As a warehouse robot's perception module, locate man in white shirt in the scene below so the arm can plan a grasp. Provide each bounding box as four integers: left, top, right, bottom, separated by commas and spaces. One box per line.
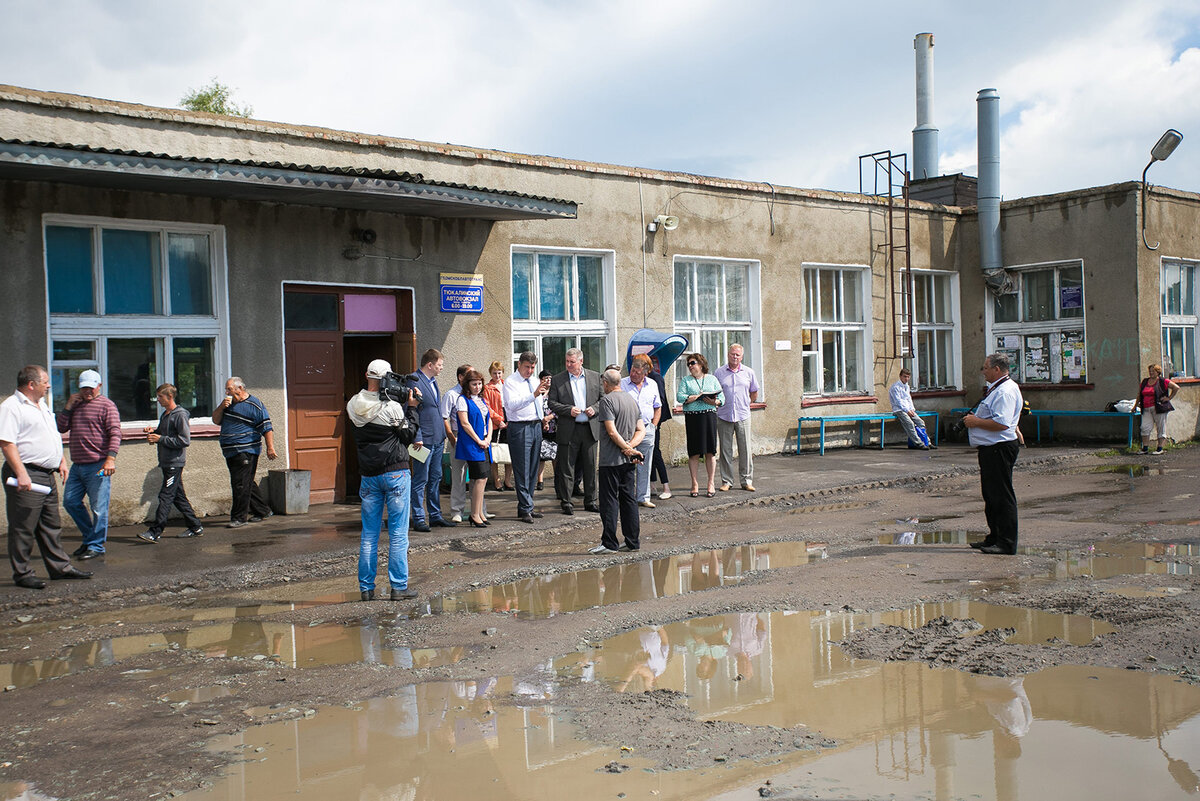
714, 344, 759, 492
963, 353, 1024, 555
502, 351, 550, 523
888, 368, 932, 449
620, 355, 661, 507
0, 365, 93, 588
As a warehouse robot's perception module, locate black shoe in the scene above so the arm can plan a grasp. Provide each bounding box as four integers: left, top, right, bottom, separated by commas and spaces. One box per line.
978, 544, 1015, 555
391, 587, 418, 600
227, 519, 247, 529
968, 540, 992, 550
431, 518, 457, 528
584, 504, 601, 513
77, 548, 103, 560
469, 516, 488, 528
50, 567, 93, 580
15, 575, 46, 590
518, 514, 534, 524
536, 481, 544, 491
572, 487, 584, 498
70, 545, 90, 558
137, 531, 161, 544
411, 522, 432, 533
561, 505, 574, 515
178, 528, 203, 538
620, 544, 640, 552
248, 511, 273, 523
530, 511, 544, 518
361, 590, 375, 601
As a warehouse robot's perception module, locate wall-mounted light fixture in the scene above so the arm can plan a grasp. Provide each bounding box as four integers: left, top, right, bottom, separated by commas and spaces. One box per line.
646, 214, 679, 233
1142, 129, 1183, 250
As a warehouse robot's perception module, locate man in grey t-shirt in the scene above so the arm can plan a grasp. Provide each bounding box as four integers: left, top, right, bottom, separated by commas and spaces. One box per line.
590, 369, 646, 554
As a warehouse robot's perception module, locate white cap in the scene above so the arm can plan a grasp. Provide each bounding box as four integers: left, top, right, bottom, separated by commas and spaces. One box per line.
78, 370, 102, 389
366, 359, 392, 379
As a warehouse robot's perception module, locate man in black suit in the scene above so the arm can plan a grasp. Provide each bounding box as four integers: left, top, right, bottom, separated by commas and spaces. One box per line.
547, 348, 601, 515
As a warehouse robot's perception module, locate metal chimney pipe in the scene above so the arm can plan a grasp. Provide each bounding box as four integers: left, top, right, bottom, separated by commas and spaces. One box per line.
913, 33, 939, 180
977, 88, 1011, 294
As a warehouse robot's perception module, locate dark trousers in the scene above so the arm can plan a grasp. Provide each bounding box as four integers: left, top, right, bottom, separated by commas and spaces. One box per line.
150, 465, 203, 534
226, 452, 271, 523
599, 462, 640, 551
3, 464, 71, 581
508, 421, 542, 517
978, 441, 1020, 552
555, 424, 597, 509
650, 422, 670, 485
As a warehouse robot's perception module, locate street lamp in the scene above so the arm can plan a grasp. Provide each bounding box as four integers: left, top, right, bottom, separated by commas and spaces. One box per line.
1142, 128, 1184, 250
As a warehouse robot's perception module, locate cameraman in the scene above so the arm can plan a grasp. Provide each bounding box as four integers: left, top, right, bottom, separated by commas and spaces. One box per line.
588, 368, 646, 555
346, 359, 421, 601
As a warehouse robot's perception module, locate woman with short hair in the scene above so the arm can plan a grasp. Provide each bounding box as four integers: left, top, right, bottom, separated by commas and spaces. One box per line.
1134, 363, 1180, 455
676, 352, 724, 497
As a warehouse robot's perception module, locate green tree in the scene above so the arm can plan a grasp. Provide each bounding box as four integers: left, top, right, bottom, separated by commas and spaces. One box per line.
179, 79, 253, 118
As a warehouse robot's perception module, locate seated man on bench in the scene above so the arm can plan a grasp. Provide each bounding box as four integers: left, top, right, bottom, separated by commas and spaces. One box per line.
889, 368, 933, 450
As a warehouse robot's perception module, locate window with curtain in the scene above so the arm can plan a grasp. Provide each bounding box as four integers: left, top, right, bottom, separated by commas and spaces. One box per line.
801, 266, 869, 395
1162, 258, 1198, 378
673, 258, 759, 391
44, 218, 225, 420
990, 261, 1086, 383
511, 248, 613, 372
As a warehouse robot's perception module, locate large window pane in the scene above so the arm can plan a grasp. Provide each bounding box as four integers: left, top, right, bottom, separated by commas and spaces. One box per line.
674, 262, 693, 322
843, 330, 862, 391
541, 337, 571, 375
696, 263, 722, 321
700, 330, 726, 373
821, 331, 839, 393
581, 337, 607, 372
1059, 265, 1083, 320
993, 293, 1019, 323
168, 233, 212, 315
284, 292, 339, 330
50, 340, 98, 410
841, 272, 862, 322
934, 330, 951, 387
46, 226, 95, 314
512, 253, 534, 320
819, 270, 837, 321
802, 352, 818, 394
725, 265, 749, 321
1022, 269, 1055, 322
103, 229, 161, 314
172, 338, 216, 417
537, 254, 570, 321
577, 256, 604, 320
1183, 264, 1195, 316
512, 339, 536, 370
108, 338, 159, 420
914, 276, 930, 324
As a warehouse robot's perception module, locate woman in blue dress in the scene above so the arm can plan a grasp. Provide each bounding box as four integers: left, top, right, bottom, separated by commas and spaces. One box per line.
455, 369, 493, 527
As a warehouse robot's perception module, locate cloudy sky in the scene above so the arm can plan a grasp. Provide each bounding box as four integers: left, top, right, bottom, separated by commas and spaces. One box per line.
2, 0, 1199, 198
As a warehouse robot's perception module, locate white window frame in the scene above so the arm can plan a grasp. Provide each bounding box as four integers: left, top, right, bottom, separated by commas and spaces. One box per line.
986, 259, 1086, 384
801, 263, 871, 396
910, 270, 961, 390
43, 214, 230, 425
1161, 257, 1198, 378
671, 255, 763, 398
510, 246, 616, 368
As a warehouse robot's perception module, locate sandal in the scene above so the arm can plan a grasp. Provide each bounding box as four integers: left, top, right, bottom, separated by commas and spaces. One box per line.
705, 489, 715, 497
689, 490, 700, 497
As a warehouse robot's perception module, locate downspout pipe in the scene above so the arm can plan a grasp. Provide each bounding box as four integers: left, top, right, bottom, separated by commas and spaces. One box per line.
912, 33, 938, 181
977, 88, 1012, 295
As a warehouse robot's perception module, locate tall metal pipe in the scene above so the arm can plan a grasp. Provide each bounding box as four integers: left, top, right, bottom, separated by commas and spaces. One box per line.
977, 88, 1010, 294
913, 33, 939, 180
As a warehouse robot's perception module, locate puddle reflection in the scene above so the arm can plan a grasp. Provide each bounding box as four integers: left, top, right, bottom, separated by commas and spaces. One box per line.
1025, 541, 1197, 579
879, 529, 982, 545
177, 604, 1196, 801
0, 620, 470, 690
432, 542, 827, 619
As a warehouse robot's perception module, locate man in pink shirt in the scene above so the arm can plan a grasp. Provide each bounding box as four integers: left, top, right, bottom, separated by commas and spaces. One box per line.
56, 369, 121, 559
713, 344, 759, 492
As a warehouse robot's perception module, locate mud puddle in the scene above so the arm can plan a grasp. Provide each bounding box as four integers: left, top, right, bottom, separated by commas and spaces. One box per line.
175, 606, 1190, 801
879, 528, 981, 545
430, 541, 828, 619
0, 619, 472, 690
1059, 463, 1175, 477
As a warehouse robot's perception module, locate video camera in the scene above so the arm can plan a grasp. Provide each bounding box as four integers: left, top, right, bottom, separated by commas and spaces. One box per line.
379, 371, 419, 404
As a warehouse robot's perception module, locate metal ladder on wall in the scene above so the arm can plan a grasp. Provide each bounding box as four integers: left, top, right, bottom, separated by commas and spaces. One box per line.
859, 151, 913, 358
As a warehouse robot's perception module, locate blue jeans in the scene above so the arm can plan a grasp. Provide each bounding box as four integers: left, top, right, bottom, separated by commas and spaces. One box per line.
63, 461, 111, 552
359, 470, 411, 592
508, 421, 542, 517
409, 441, 444, 524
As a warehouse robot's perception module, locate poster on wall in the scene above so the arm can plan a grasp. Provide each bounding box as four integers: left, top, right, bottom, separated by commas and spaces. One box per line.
1060, 330, 1086, 382
1023, 334, 1051, 381
994, 337, 1022, 382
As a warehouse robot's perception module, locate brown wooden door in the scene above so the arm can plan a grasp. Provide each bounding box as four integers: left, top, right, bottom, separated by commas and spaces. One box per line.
285, 332, 345, 503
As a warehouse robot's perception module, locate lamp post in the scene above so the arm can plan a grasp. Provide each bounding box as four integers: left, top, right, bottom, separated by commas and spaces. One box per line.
1142, 129, 1183, 250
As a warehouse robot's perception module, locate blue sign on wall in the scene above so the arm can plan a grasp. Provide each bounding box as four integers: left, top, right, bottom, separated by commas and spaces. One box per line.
440, 272, 484, 314
1060, 285, 1082, 310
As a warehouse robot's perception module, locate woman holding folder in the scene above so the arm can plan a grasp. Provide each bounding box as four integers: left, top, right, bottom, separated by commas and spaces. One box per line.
676, 352, 724, 497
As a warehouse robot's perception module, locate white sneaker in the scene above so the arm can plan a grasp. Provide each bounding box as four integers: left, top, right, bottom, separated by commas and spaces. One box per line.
450, 514, 462, 523
485, 512, 496, 519
588, 544, 618, 555
657, 490, 672, 500
639, 500, 656, 508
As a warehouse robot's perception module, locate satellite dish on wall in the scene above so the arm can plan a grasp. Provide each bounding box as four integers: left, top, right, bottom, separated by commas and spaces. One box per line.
654, 215, 679, 231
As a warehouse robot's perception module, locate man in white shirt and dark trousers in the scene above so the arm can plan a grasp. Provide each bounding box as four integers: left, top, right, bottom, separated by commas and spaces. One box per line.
889, 367, 932, 449
503, 351, 550, 523
963, 353, 1024, 555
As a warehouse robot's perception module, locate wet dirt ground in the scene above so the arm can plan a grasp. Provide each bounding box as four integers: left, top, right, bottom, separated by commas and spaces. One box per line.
2, 443, 1200, 800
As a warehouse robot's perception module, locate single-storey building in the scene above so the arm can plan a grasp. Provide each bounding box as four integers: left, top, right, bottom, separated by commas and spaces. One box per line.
1, 84, 1197, 525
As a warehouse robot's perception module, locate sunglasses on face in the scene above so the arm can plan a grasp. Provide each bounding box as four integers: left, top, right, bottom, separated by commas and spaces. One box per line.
687, 361, 698, 366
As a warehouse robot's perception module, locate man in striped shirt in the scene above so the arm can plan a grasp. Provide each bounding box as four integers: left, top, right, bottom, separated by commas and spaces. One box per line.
55, 369, 121, 559
213, 377, 276, 529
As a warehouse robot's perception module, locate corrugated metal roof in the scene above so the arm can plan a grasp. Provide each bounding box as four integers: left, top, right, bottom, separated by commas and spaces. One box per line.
0, 139, 578, 220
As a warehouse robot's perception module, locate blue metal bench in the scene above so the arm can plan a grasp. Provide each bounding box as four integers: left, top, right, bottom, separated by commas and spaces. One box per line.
796, 411, 940, 455
1028, 409, 1137, 447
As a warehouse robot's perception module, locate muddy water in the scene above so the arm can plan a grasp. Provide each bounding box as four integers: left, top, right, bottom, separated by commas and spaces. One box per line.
176, 606, 1194, 801
0, 619, 470, 689
431, 541, 827, 618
